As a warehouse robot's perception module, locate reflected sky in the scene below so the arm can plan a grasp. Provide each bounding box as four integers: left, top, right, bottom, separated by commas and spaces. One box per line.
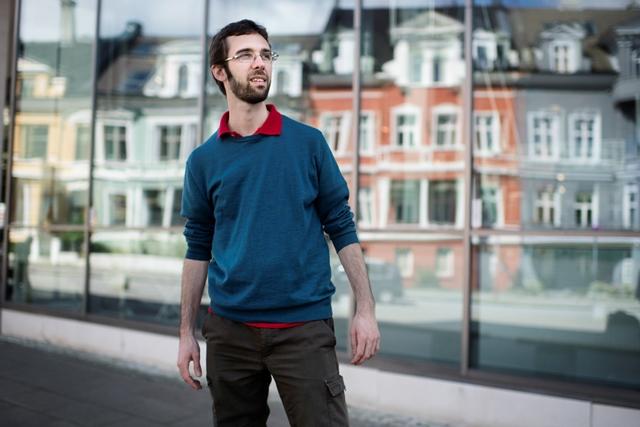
20, 0, 635, 41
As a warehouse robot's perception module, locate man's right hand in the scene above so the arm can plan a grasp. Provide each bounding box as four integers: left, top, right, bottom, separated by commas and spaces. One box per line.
177, 333, 203, 390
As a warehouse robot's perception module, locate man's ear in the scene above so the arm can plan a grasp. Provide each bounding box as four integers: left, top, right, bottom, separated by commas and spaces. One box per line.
211, 65, 227, 83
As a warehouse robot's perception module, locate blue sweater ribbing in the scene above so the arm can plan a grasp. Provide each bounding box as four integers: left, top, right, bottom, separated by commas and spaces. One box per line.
181, 115, 359, 323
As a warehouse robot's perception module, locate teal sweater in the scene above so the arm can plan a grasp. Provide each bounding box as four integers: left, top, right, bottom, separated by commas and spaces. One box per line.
181, 115, 358, 322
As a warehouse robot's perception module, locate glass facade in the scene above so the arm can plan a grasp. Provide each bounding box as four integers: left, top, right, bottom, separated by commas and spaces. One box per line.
7, 0, 97, 311
3, 0, 640, 399
88, 0, 203, 323
469, 1, 640, 391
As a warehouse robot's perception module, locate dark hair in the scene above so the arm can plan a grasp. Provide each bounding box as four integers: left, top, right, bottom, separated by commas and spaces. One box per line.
209, 19, 270, 96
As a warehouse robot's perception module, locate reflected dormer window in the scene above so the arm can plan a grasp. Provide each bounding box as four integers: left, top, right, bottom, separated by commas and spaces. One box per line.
550, 41, 574, 73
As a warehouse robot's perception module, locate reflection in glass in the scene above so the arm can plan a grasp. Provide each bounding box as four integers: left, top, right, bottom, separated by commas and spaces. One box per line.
472, 3, 640, 232
7, 228, 84, 311
90, 0, 203, 322
338, 1, 467, 363
470, 0, 640, 390
472, 238, 640, 389
92, 0, 202, 231
89, 231, 190, 325
11, 0, 96, 227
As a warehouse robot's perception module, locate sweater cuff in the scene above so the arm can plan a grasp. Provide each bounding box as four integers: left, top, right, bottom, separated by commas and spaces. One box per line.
185, 248, 212, 261
331, 231, 359, 253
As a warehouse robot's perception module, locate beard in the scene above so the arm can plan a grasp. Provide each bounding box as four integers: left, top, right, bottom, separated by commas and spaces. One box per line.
227, 68, 270, 104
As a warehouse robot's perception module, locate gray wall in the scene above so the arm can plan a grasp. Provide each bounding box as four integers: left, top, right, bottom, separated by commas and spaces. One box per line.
516, 86, 630, 229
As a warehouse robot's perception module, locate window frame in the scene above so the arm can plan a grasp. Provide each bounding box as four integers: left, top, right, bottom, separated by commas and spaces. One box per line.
568, 112, 601, 162
549, 39, 575, 73
474, 111, 501, 156
100, 121, 130, 163
527, 111, 560, 161
389, 179, 421, 225
19, 124, 49, 159
574, 191, 595, 229
534, 188, 561, 227
432, 105, 460, 150
391, 105, 421, 150
319, 111, 351, 155
428, 180, 458, 225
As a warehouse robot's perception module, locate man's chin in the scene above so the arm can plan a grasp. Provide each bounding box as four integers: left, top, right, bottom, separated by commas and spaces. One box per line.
241, 88, 270, 104
243, 92, 268, 104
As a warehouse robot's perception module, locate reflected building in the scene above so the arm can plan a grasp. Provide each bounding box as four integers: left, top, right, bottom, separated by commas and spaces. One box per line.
2, 1, 640, 425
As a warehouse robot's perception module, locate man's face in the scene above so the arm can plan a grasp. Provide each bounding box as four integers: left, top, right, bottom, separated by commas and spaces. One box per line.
220, 33, 272, 104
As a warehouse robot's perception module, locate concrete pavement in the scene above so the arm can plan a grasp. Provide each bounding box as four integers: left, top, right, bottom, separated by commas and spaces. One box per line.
0, 337, 450, 427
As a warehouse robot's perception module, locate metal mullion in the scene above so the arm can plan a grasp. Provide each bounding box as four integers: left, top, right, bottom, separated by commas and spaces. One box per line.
460, 0, 474, 376
346, 0, 363, 358
83, 0, 102, 316
197, 0, 209, 145
1, 0, 22, 313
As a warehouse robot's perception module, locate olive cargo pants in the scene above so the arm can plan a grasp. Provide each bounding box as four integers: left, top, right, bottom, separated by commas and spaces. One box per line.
202, 312, 349, 427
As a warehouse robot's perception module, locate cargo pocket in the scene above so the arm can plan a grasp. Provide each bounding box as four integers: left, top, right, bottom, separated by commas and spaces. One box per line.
325, 374, 349, 426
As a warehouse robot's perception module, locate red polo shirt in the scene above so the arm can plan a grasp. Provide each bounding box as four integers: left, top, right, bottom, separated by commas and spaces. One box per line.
213, 104, 304, 329
218, 104, 282, 138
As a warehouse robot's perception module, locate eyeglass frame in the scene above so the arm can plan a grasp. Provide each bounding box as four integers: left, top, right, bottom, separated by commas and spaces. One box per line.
223, 49, 280, 64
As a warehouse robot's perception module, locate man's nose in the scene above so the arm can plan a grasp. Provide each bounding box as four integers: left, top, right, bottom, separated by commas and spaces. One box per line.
252, 54, 266, 68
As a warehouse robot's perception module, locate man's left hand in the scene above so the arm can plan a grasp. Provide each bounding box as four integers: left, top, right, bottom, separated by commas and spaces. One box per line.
350, 310, 380, 365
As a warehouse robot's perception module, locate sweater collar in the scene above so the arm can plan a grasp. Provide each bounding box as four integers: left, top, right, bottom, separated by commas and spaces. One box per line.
218, 104, 282, 139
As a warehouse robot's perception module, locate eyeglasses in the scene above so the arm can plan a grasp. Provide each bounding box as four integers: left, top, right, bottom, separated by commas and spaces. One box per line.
224, 50, 279, 64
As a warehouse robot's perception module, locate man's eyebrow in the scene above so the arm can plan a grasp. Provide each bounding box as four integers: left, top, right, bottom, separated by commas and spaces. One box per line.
232, 47, 271, 54
232, 48, 253, 55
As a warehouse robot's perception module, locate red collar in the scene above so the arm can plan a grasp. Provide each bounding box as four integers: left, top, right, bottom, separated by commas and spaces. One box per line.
218, 104, 282, 138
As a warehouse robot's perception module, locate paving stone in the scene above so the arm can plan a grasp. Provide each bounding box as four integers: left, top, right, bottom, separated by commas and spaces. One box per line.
0, 400, 76, 427
0, 338, 458, 427
0, 376, 34, 399
5, 388, 79, 413
43, 400, 130, 427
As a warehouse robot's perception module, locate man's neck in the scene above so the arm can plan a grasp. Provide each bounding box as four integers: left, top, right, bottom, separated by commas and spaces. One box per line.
226, 98, 269, 137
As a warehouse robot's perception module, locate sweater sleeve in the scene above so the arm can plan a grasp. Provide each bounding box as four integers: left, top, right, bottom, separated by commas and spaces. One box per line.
313, 134, 359, 252
181, 159, 214, 261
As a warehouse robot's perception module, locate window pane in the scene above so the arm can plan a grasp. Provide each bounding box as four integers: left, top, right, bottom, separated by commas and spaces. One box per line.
472, 3, 636, 232
10, 0, 96, 227
88, 230, 192, 326
357, 1, 466, 364
92, 0, 202, 249
472, 239, 640, 389
7, 228, 85, 311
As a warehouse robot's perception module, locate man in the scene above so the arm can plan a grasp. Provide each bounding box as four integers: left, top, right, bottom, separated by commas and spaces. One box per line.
177, 19, 380, 427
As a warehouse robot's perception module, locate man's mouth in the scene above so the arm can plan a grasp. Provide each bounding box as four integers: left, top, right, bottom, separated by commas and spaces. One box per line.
249, 76, 267, 84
